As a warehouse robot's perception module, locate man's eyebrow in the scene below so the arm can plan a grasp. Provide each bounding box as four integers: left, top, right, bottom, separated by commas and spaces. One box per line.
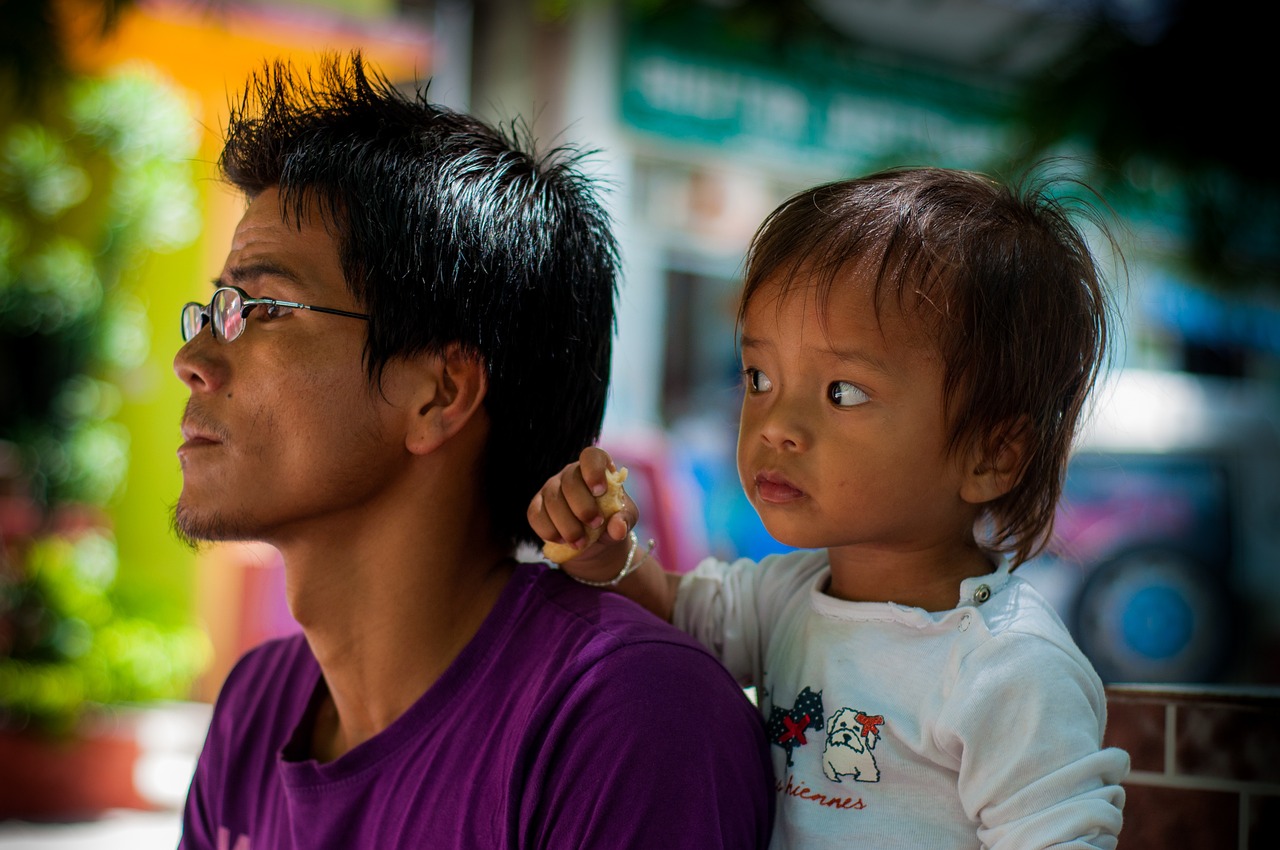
216, 261, 306, 289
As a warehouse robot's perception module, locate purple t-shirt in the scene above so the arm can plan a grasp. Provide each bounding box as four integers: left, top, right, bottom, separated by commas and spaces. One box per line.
180, 562, 773, 849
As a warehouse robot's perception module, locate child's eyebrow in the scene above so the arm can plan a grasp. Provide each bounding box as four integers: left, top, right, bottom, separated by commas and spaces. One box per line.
743, 332, 892, 376
825, 344, 893, 376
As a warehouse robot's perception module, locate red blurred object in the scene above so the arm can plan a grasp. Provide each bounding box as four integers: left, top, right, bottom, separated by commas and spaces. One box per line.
236, 547, 299, 657
602, 429, 710, 574
0, 718, 151, 820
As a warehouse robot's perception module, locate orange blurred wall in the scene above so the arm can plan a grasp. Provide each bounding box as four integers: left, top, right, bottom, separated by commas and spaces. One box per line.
61, 0, 434, 699
66, 0, 432, 260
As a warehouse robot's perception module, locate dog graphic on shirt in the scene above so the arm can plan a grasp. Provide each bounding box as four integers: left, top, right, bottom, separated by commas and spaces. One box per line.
823, 707, 884, 783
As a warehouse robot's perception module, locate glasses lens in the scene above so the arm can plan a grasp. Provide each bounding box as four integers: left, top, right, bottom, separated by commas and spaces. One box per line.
181, 303, 206, 342
212, 288, 246, 342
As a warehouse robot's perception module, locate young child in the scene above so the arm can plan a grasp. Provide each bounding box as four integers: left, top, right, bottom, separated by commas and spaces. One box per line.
529, 167, 1130, 848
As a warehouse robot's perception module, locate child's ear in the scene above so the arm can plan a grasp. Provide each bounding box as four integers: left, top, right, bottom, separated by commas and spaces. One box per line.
959, 417, 1031, 506
404, 343, 489, 456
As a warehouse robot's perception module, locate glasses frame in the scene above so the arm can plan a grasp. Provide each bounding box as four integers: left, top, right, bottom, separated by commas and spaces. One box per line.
181, 284, 369, 343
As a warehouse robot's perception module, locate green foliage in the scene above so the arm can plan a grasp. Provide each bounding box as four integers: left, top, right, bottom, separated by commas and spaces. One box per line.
0, 531, 210, 736
1, 67, 198, 505
0, 64, 208, 736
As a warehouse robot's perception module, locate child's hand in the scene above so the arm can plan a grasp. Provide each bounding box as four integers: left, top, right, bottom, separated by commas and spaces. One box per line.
528, 447, 637, 580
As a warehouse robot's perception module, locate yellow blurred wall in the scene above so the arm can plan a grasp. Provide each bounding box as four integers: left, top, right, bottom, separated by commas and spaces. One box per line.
63, 0, 432, 696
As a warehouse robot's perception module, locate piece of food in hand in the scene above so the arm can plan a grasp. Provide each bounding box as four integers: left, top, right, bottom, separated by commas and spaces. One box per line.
543, 466, 628, 564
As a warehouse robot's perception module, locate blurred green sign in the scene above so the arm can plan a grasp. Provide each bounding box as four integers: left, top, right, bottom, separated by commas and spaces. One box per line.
620, 10, 1012, 171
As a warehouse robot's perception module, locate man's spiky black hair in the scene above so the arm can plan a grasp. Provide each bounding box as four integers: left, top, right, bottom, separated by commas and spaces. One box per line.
220, 53, 618, 546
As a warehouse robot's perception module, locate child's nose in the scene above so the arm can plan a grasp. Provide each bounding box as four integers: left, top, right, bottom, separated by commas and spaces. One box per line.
754, 396, 809, 451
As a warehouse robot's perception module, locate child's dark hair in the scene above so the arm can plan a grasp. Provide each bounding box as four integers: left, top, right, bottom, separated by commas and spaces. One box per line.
219, 53, 618, 547
740, 166, 1116, 566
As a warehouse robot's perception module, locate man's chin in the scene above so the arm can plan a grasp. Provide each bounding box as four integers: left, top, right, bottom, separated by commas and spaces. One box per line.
171, 502, 253, 549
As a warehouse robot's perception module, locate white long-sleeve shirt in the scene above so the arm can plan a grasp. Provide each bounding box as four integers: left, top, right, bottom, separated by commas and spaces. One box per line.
674, 551, 1129, 849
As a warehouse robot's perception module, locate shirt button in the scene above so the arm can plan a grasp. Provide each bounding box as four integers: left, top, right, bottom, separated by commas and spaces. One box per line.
973, 584, 992, 604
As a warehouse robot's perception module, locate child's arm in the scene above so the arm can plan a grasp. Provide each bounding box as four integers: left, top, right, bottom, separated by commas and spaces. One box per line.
952, 635, 1128, 848
528, 446, 681, 622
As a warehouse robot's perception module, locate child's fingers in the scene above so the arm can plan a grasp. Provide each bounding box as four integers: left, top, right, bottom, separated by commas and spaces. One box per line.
578, 446, 616, 497
527, 490, 552, 540
558, 462, 607, 531
533, 463, 600, 548
529, 448, 634, 558
603, 491, 638, 542
578, 446, 636, 543
527, 489, 566, 544
527, 465, 578, 542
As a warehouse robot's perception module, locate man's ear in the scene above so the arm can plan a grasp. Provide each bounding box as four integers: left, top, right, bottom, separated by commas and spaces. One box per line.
404, 343, 488, 457
959, 417, 1031, 506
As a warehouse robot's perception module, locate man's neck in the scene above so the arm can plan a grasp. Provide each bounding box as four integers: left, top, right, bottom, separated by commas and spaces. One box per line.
304, 552, 515, 763
275, 482, 515, 762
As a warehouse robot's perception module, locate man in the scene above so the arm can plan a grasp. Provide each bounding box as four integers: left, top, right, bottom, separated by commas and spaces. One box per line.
174, 54, 772, 849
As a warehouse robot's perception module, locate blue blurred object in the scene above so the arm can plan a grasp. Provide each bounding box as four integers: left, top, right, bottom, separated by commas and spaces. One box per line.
1019, 370, 1280, 684
1069, 545, 1233, 683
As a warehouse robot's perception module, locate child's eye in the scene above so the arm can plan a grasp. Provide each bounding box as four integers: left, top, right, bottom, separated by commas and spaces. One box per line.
744, 368, 773, 393
828, 381, 868, 407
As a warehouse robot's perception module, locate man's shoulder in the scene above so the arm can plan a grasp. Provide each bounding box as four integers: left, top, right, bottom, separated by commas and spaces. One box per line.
512, 565, 768, 749
511, 562, 742, 686
214, 632, 316, 714
525, 561, 705, 645
496, 565, 774, 849
228, 631, 312, 678
196, 633, 316, 779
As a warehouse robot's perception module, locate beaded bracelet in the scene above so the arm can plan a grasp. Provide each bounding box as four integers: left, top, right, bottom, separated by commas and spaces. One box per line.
565, 531, 656, 588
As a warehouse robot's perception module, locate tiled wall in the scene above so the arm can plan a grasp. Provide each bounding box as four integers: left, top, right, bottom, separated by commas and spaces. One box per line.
1105, 685, 1280, 849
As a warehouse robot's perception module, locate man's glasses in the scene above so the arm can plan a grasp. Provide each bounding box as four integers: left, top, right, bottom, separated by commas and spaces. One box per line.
180, 285, 369, 343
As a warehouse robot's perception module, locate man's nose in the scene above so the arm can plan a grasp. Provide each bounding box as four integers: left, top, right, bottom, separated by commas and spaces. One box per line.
173, 329, 227, 394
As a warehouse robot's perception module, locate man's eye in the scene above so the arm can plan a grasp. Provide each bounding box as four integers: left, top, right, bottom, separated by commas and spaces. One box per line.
260, 302, 294, 320
744, 368, 773, 393
828, 381, 868, 407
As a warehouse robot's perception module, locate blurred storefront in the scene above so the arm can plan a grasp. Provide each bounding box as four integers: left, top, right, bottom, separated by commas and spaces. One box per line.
5, 1, 1276, 839
465, 0, 1280, 687
24, 0, 1280, 707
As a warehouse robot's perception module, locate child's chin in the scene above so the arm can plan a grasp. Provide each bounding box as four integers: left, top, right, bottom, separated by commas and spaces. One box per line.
756, 517, 824, 551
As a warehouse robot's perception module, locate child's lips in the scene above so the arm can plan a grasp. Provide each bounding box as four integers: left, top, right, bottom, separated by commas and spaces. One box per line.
754, 471, 804, 503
